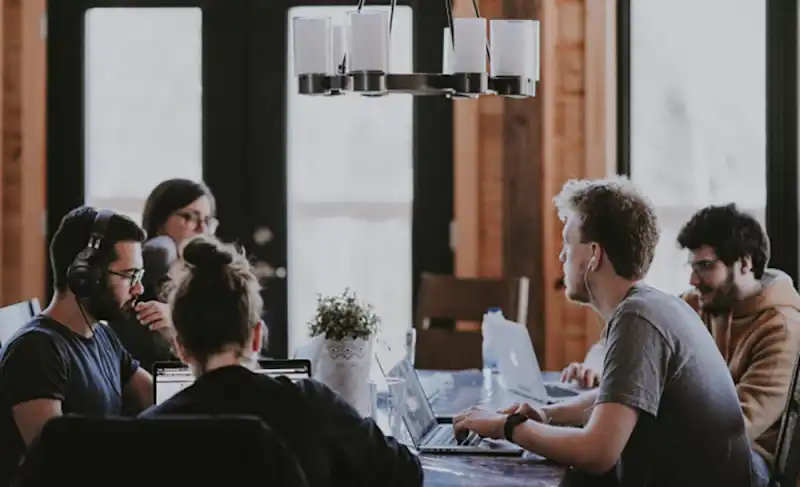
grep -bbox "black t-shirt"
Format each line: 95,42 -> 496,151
140,365 -> 423,487
0,315 -> 139,477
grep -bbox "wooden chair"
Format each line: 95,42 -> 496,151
414,273 -> 529,370
770,349 -> 800,487
0,298 -> 41,348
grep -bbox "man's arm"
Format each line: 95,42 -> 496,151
0,331 -> 69,448
736,315 -> 800,440
113,327 -> 152,412
542,389 -> 599,426
123,368 -> 154,412
523,311 -> 670,473
12,400 -> 63,448
298,379 -> 423,487
511,402 -> 638,474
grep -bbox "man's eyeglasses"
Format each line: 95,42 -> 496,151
108,268 -> 145,288
175,210 -> 218,233
687,259 -> 720,276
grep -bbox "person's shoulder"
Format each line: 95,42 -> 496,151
617,284 -> 697,318
0,316 -> 70,369
2,316 -> 68,353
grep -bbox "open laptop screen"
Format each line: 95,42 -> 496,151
153,359 -> 311,405
377,352 -> 438,446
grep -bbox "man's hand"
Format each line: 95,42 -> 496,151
497,402 -> 548,424
453,407 -> 507,440
134,301 -> 175,341
560,362 -> 599,389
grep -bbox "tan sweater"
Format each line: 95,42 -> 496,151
682,269 -> 800,465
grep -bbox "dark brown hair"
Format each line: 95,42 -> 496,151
553,177 -> 659,281
169,234 -> 262,362
677,204 -> 769,279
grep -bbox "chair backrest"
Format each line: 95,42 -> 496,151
414,273 -> 529,370
770,351 -> 800,487
15,414 -> 309,487
0,299 -> 41,348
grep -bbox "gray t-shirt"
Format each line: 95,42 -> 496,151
598,283 -> 757,487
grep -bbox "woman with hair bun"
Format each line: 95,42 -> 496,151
111,178 -> 218,374
139,234 -> 422,487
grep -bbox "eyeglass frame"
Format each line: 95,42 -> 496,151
108,268 -> 145,288
173,210 -> 219,233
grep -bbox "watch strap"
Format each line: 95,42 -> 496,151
503,412 -> 528,443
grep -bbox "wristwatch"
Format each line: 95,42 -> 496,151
504,412 -> 528,443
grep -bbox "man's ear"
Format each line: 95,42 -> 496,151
174,336 -> 190,365
588,244 -> 601,272
739,255 -> 753,275
250,320 -> 266,354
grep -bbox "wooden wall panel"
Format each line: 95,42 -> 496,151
0,0 -> 47,307
453,0 -> 616,369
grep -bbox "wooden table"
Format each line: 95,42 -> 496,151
417,370 -> 578,487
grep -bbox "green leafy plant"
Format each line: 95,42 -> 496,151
309,289 -> 380,341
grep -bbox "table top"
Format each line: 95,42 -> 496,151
416,370 -> 578,487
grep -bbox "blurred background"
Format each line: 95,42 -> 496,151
0,0 -> 795,369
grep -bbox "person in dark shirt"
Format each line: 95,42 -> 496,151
139,234 -> 423,487
452,178 -> 759,487
111,178 -> 217,373
0,207 -> 175,482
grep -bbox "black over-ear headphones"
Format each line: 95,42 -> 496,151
67,209 -> 114,299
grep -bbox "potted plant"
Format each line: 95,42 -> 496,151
309,289 -> 379,416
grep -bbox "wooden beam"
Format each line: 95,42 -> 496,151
0,0 -> 46,306
500,0 -> 546,366
453,0 -> 616,368
1,0 -> 23,305
20,0 -> 46,303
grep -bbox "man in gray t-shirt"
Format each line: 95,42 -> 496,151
598,283 -> 753,486
453,177 -> 758,486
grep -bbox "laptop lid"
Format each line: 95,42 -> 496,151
374,344 -> 438,447
488,319 -> 549,403
153,359 -> 312,405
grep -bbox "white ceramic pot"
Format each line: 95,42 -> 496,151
313,336 -> 374,417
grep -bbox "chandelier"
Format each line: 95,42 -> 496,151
291,0 -> 540,98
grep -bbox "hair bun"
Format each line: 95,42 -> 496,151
182,235 -> 233,270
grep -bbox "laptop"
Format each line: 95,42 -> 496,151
487,319 -> 579,404
376,355 -> 523,456
152,359 -> 312,405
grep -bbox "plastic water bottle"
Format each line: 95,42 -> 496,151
482,307 -> 503,393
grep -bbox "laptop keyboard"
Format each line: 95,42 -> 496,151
429,425 -> 479,446
545,383 -> 579,398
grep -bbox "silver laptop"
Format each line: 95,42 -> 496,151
376,355 -> 523,456
487,319 -> 579,404
152,359 -> 311,405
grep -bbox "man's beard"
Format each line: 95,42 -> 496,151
698,272 -> 738,316
81,285 -> 130,323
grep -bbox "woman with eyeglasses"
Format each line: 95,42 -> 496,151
111,178 -> 218,378
139,234 -> 423,487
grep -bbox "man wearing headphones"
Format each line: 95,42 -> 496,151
0,207 -> 172,475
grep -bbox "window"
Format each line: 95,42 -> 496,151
631,0 -> 765,294
286,6 -> 414,354
84,8 -> 203,227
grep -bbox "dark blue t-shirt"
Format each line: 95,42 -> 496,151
0,315 -> 139,478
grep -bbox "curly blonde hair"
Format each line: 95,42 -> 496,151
553,177 -> 659,280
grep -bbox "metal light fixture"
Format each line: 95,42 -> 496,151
292,0 -> 540,98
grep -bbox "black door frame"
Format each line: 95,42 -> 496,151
616,0 -> 800,286
47,0 -> 453,358
47,0 -> 249,291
